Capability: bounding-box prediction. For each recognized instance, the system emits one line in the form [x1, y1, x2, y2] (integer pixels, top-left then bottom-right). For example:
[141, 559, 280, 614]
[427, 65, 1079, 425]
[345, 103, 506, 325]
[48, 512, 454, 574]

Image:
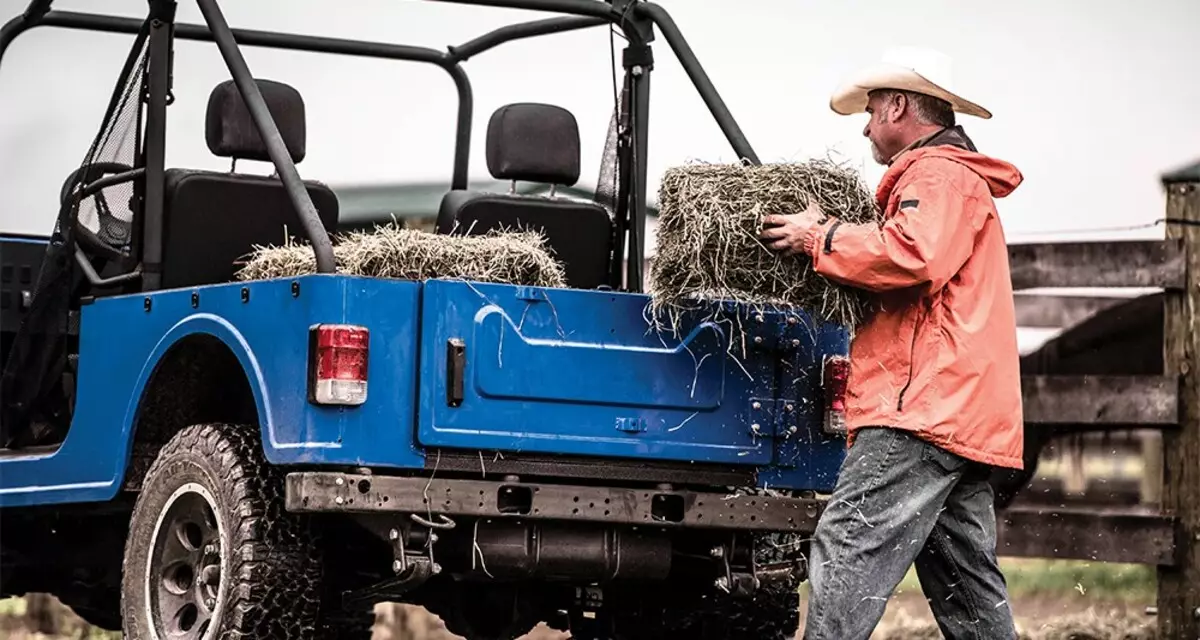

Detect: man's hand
[759, 199, 826, 256]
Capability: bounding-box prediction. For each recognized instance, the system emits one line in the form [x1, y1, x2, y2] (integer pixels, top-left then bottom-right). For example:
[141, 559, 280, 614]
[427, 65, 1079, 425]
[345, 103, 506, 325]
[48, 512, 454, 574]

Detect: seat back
[436, 103, 613, 290]
[160, 79, 338, 289]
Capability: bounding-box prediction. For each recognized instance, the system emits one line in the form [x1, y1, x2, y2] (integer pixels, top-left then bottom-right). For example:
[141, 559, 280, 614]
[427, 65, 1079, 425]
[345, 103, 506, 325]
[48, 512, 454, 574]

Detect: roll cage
[0, 0, 760, 293]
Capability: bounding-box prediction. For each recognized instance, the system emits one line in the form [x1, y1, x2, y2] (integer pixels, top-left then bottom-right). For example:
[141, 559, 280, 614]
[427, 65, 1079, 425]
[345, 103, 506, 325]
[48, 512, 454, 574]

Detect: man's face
[863, 92, 904, 165]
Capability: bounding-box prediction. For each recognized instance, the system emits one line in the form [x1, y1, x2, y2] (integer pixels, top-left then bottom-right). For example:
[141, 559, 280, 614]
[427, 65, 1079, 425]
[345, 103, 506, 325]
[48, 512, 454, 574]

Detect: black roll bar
[448, 15, 607, 62]
[140, 6, 172, 289]
[636, 3, 758, 165]
[194, 0, 336, 274]
[0, 0, 761, 293]
[17, 11, 474, 190]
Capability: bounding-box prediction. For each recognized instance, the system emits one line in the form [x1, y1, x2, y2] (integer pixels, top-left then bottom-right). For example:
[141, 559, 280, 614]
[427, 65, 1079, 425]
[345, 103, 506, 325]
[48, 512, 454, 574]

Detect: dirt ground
[853, 592, 1156, 640]
[507, 592, 1158, 639]
[0, 590, 1159, 639]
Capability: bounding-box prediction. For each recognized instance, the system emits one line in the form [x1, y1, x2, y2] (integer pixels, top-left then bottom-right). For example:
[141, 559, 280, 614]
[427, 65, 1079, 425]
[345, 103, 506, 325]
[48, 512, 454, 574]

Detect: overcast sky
[1, 0, 1197, 246]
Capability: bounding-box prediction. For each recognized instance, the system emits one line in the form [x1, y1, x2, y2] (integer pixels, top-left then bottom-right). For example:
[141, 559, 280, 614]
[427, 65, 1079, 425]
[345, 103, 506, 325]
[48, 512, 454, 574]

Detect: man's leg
[913, 464, 1018, 639]
[802, 427, 966, 640]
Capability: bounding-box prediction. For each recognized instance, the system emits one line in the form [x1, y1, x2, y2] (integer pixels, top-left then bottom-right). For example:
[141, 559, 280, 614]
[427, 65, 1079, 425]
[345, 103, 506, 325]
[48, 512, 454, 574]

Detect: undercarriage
[289, 470, 820, 639]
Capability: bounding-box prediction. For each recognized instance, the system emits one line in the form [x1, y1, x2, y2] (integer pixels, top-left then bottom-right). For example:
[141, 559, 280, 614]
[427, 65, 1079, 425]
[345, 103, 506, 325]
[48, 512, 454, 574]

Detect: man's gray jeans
[802, 426, 1017, 640]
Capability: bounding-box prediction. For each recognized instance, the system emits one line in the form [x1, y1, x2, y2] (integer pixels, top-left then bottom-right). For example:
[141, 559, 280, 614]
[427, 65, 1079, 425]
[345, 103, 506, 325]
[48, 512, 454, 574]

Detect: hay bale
[648, 160, 882, 331]
[234, 224, 567, 288]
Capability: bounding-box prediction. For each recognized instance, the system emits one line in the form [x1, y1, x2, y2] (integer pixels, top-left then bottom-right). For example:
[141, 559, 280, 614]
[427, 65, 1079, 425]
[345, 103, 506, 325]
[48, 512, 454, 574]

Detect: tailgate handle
[447, 338, 466, 407]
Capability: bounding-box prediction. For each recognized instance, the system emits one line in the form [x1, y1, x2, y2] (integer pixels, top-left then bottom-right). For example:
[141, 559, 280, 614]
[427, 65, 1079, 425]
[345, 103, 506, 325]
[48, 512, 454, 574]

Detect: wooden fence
[997, 171, 1199, 636]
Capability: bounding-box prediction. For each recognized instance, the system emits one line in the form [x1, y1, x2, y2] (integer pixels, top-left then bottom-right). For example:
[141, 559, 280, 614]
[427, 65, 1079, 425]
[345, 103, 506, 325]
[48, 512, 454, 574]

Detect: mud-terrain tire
[120, 423, 324, 639]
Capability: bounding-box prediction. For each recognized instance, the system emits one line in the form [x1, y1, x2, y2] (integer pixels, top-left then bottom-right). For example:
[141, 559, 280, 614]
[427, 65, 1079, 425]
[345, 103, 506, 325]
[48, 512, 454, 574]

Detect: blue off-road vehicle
[0, 1, 850, 638]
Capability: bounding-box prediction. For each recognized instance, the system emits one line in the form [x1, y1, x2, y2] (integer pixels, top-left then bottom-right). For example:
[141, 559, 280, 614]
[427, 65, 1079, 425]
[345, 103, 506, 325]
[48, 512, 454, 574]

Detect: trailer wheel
[120, 423, 323, 639]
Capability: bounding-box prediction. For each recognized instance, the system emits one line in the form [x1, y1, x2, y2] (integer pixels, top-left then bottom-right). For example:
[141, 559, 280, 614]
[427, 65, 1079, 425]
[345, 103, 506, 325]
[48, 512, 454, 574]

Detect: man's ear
[889, 92, 908, 122]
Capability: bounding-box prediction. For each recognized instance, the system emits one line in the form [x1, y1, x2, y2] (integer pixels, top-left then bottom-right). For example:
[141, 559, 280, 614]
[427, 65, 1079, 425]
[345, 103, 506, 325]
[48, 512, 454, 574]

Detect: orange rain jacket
[803, 127, 1025, 469]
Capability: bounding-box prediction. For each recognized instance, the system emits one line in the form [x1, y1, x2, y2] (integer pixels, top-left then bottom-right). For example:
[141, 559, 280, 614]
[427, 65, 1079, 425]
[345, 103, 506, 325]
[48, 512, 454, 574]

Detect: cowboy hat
[830, 46, 992, 120]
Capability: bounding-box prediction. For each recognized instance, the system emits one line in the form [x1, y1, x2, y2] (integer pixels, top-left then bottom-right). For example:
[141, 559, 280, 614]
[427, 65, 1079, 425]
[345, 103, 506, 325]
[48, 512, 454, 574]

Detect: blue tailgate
[417, 280, 846, 473]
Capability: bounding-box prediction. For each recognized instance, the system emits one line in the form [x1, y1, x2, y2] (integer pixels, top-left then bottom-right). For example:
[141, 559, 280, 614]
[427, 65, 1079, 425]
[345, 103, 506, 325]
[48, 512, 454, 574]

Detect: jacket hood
[885, 126, 1024, 199]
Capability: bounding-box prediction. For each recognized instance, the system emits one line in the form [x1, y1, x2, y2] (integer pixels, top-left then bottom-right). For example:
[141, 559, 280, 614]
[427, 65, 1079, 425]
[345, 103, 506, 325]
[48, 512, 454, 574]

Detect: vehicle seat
[436, 103, 613, 290]
[160, 79, 339, 290]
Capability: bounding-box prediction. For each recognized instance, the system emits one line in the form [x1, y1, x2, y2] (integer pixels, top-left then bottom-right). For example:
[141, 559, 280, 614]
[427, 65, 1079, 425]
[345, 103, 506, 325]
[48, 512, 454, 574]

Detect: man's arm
[804, 164, 985, 293]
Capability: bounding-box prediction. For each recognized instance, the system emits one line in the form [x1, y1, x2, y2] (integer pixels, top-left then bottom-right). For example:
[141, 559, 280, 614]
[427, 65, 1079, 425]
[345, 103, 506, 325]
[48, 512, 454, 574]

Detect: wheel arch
[122, 314, 273, 491]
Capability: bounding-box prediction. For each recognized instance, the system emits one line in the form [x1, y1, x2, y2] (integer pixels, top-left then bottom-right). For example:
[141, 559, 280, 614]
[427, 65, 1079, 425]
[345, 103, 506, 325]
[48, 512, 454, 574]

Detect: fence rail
[1008, 238, 1186, 290]
[1020, 374, 1179, 430]
[1012, 293, 1124, 329]
[997, 506, 1176, 566]
[1001, 176, 1198, 637]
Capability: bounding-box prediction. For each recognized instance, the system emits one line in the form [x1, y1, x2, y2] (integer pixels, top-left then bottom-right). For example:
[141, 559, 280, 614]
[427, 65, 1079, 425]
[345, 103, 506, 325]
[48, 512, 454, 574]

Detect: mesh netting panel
[593, 98, 621, 218]
[0, 21, 150, 447]
[75, 111, 142, 251]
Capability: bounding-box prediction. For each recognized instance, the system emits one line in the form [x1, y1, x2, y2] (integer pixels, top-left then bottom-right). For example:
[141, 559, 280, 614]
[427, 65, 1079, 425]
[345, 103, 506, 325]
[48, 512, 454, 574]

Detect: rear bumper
[285, 472, 825, 533]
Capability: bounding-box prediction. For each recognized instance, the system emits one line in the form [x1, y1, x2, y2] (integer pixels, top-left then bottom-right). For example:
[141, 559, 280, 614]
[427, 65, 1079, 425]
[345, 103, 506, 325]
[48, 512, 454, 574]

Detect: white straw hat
[830, 46, 991, 120]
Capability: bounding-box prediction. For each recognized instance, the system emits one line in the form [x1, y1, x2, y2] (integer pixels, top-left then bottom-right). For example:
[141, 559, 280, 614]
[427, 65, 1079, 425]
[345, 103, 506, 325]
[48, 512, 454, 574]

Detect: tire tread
[121, 423, 323, 639]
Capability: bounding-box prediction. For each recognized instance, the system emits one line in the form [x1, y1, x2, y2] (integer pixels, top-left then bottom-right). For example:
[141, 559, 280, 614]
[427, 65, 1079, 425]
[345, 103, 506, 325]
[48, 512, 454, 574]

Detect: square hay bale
[234, 223, 567, 288]
[648, 160, 883, 330]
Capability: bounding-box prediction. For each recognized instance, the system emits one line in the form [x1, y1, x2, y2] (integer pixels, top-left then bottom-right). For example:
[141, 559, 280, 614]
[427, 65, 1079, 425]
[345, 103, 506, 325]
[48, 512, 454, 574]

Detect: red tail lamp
[308, 324, 369, 406]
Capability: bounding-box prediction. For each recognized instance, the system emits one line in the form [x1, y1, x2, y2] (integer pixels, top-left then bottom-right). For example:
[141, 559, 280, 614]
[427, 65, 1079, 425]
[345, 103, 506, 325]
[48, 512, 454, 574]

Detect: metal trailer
[0, 1, 850, 638]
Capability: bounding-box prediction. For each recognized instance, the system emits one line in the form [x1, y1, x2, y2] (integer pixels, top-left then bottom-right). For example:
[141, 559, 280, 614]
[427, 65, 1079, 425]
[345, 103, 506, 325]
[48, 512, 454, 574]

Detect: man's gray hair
[871, 89, 955, 128]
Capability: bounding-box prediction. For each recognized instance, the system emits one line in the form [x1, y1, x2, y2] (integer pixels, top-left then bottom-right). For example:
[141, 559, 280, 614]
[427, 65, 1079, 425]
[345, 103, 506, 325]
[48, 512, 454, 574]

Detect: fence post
[1159, 165, 1200, 637]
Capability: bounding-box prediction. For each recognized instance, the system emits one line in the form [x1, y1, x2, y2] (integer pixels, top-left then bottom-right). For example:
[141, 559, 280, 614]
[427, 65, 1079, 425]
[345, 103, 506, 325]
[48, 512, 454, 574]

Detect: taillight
[308, 324, 369, 406]
[821, 355, 849, 435]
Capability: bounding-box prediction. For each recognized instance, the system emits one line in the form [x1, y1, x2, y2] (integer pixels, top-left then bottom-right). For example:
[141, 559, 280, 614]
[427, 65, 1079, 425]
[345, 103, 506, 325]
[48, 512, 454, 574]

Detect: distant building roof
[329, 180, 659, 226]
[1162, 159, 1200, 185]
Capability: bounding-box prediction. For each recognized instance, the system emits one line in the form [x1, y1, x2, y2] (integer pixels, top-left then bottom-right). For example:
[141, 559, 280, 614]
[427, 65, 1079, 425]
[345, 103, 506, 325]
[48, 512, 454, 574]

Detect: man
[759, 46, 1025, 639]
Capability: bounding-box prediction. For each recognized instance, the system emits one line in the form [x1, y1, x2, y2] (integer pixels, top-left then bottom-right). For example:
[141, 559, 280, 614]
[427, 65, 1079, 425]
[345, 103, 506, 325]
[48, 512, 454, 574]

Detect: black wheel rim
[147, 483, 223, 639]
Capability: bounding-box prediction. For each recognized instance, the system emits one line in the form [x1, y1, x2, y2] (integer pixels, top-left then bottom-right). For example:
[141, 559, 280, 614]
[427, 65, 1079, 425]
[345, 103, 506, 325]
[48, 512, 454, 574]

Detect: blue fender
[122, 312, 275, 465]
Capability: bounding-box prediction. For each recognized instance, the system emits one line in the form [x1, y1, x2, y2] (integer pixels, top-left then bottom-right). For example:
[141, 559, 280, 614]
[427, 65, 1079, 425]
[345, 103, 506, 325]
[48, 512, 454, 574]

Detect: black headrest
[486, 103, 580, 186]
[205, 79, 306, 164]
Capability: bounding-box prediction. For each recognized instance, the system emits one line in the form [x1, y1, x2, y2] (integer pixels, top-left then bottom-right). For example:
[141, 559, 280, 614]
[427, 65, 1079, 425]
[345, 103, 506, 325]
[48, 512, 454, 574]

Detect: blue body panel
[0, 273, 849, 508]
[0, 275, 425, 507]
[417, 281, 846, 484]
